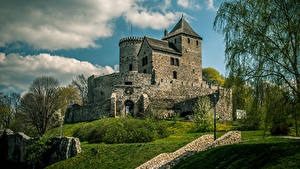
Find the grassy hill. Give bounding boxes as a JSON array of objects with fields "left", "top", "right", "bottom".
[
  {"left": 44, "top": 119, "right": 299, "bottom": 169},
  {"left": 174, "top": 138, "right": 300, "bottom": 169}
]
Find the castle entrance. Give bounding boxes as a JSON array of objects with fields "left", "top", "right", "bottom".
[{"left": 125, "top": 100, "right": 134, "bottom": 116}]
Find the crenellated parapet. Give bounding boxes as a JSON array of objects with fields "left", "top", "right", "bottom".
[{"left": 119, "top": 36, "right": 143, "bottom": 46}]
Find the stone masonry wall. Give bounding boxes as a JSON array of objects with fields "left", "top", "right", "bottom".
[{"left": 136, "top": 131, "right": 241, "bottom": 169}]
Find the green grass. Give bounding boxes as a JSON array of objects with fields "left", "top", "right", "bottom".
[
  {"left": 45, "top": 133, "right": 207, "bottom": 169},
  {"left": 44, "top": 119, "right": 298, "bottom": 169},
  {"left": 174, "top": 138, "right": 300, "bottom": 169}
]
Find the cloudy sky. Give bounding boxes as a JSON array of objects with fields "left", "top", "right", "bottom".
[{"left": 0, "top": 0, "right": 225, "bottom": 93}]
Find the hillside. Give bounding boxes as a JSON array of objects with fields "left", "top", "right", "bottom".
[
  {"left": 174, "top": 138, "right": 300, "bottom": 169},
  {"left": 44, "top": 119, "right": 299, "bottom": 169}
]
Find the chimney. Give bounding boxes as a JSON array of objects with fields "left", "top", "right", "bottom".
[{"left": 164, "top": 29, "right": 168, "bottom": 36}]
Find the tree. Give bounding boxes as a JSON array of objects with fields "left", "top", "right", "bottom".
[
  {"left": 0, "top": 104, "right": 13, "bottom": 129},
  {"left": 202, "top": 67, "right": 224, "bottom": 86},
  {"left": 224, "top": 75, "right": 252, "bottom": 120},
  {"left": 214, "top": 0, "right": 299, "bottom": 135},
  {"left": 72, "top": 74, "right": 88, "bottom": 105},
  {"left": 20, "top": 76, "right": 63, "bottom": 136},
  {"left": 192, "top": 96, "right": 213, "bottom": 132},
  {"left": 0, "top": 92, "right": 20, "bottom": 129}
]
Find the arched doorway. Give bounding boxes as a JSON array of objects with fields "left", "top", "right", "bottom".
[{"left": 124, "top": 100, "right": 134, "bottom": 116}]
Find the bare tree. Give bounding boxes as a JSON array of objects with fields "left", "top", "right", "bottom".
[
  {"left": 72, "top": 74, "right": 88, "bottom": 105},
  {"left": 20, "top": 76, "right": 63, "bottom": 136}
]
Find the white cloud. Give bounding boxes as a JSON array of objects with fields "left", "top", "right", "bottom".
[
  {"left": 0, "top": 53, "right": 116, "bottom": 92},
  {"left": 177, "top": 0, "right": 201, "bottom": 9},
  {"left": 0, "top": 0, "right": 179, "bottom": 50},
  {"left": 178, "top": 0, "right": 189, "bottom": 8},
  {"left": 207, "top": 0, "right": 217, "bottom": 11},
  {"left": 125, "top": 5, "right": 180, "bottom": 30}
]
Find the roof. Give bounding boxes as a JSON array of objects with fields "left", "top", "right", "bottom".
[
  {"left": 163, "top": 17, "right": 202, "bottom": 40},
  {"left": 144, "top": 37, "right": 181, "bottom": 55}
]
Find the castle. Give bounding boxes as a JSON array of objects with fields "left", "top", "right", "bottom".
[{"left": 65, "top": 17, "right": 232, "bottom": 123}]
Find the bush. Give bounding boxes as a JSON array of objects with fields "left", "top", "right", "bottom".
[
  {"left": 270, "top": 122, "right": 290, "bottom": 135},
  {"left": 26, "top": 137, "right": 52, "bottom": 168},
  {"left": 74, "top": 118, "right": 170, "bottom": 144}
]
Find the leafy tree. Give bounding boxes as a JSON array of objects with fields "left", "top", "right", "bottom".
[
  {"left": 19, "top": 76, "right": 63, "bottom": 136},
  {"left": 224, "top": 75, "right": 252, "bottom": 120},
  {"left": 263, "top": 85, "right": 293, "bottom": 135},
  {"left": 0, "top": 104, "right": 13, "bottom": 129},
  {"left": 215, "top": 0, "right": 299, "bottom": 135},
  {"left": 0, "top": 92, "right": 20, "bottom": 129},
  {"left": 202, "top": 67, "right": 224, "bottom": 86},
  {"left": 72, "top": 74, "right": 88, "bottom": 105},
  {"left": 192, "top": 96, "right": 213, "bottom": 132}
]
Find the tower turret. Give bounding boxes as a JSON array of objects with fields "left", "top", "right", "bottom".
[{"left": 119, "top": 37, "right": 143, "bottom": 73}]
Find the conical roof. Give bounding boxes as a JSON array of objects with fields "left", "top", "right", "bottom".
[{"left": 163, "top": 16, "right": 202, "bottom": 40}]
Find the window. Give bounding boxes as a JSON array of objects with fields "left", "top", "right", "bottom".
[
  {"left": 142, "top": 56, "right": 148, "bottom": 66},
  {"left": 187, "top": 38, "right": 190, "bottom": 44},
  {"left": 174, "top": 39, "right": 177, "bottom": 44},
  {"left": 170, "top": 57, "right": 175, "bottom": 65},
  {"left": 196, "top": 40, "right": 199, "bottom": 46},
  {"left": 173, "top": 71, "right": 177, "bottom": 79},
  {"left": 143, "top": 69, "right": 147, "bottom": 73},
  {"left": 129, "top": 64, "right": 133, "bottom": 71},
  {"left": 175, "top": 59, "right": 179, "bottom": 66},
  {"left": 125, "top": 81, "right": 133, "bottom": 85}
]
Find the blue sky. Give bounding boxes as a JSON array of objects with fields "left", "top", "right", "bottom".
[{"left": 0, "top": 0, "right": 226, "bottom": 93}]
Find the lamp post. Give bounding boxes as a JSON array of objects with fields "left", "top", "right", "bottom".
[{"left": 214, "top": 86, "right": 220, "bottom": 140}]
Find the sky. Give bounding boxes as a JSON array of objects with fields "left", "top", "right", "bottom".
[{"left": 0, "top": 0, "right": 226, "bottom": 94}]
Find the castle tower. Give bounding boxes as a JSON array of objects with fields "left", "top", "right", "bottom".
[
  {"left": 162, "top": 16, "right": 203, "bottom": 83},
  {"left": 119, "top": 37, "right": 143, "bottom": 73}
]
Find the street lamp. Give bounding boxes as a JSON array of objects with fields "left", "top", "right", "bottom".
[{"left": 214, "top": 86, "right": 220, "bottom": 140}]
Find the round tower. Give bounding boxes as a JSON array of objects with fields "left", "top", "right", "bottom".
[{"left": 119, "top": 37, "right": 143, "bottom": 73}]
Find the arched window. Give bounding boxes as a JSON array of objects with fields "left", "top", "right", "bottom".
[
  {"left": 196, "top": 40, "right": 198, "bottom": 46},
  {"left": 187, "top": 38, "right": 190, "bottom": 44}
]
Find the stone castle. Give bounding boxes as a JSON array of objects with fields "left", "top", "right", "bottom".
[{"left": 65, "top": 17, "right": 232, "bottom": 123}]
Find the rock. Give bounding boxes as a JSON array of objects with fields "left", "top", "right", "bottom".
[
  {"left": 1, "top": 129, "right": 35, "bottom": 163},
  {"left": 0, "top": 129, "right": 82, "bottom": 167},
  {"left": 49, "top": 137, "right": 82, "bottom": 164}
]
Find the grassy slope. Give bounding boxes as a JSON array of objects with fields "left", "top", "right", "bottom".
[
  {"left": 45, "top": 119, "right": 223, "bottom": 169},
  {"left": 45, "top": 119, "right": 298, "bottom": 169},
  {"left": 174, "top": 138, "right": 300, "bottom": 169},
  {"left": 46, "top": 133, "right": 211, "bottom": 169}
]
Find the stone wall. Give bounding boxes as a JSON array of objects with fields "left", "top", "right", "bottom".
[
  {"left": 0, "top": 129, "right": 81, "bottom": 168},
  {"left": 64, "top": 101, "right": 110, "bottom": 123},
  {"left": 136, "top": 131, "right": 241, "bottom": 169}
]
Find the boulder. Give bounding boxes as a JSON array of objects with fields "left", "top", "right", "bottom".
[{"left": 0, "top": 129, "right": 82, "bottom": 167}]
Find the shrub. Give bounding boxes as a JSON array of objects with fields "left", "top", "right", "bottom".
[
  {"left": 192, "top": 96, "right": 214, "bottom": 132},
  {"left": 270, "top": 122, "right": 290, "bottom": 135},
  {"left": 74, "top": 118, "right": 170, "bottom": 144},
  {"left": 26, "top": 137, "right": 52, "bottom": 168}
]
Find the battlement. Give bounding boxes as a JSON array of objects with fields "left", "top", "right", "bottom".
[{"left": 119, "top": 37, "right": 143, "bottom": 46}]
